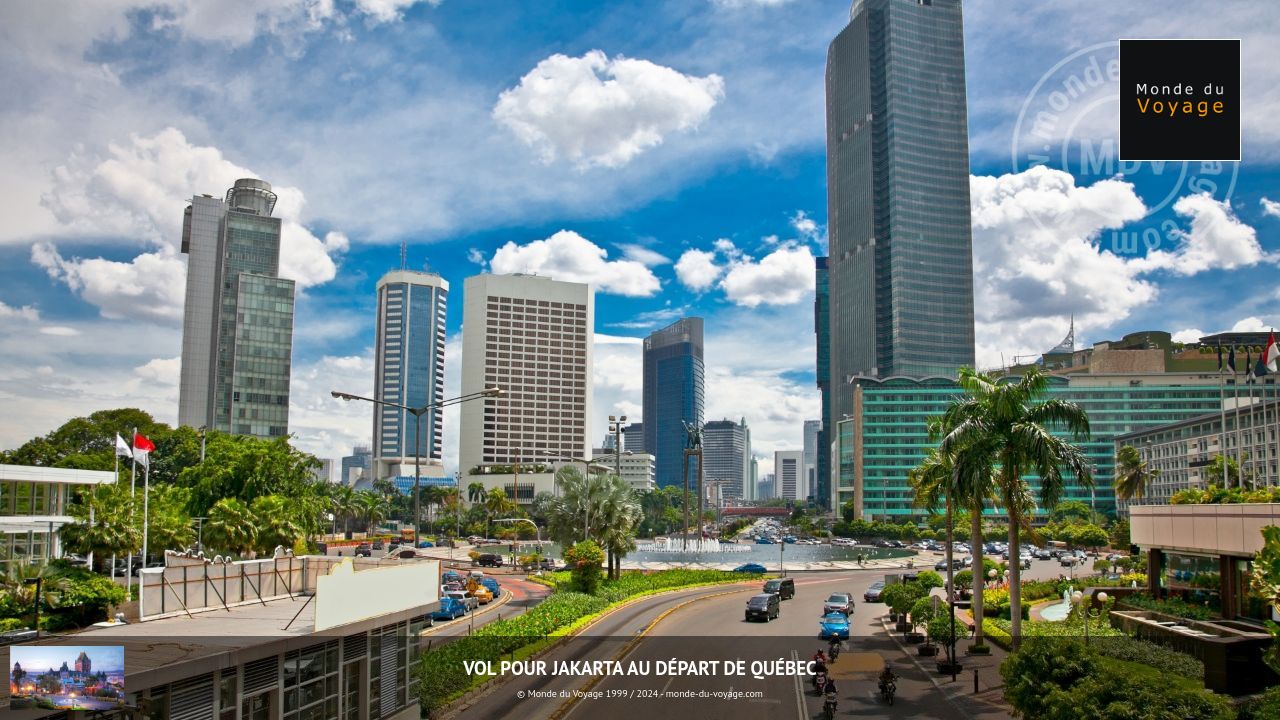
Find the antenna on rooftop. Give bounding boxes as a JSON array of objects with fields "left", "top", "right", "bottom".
[{"left": 400, "top": 239, "right": 407, "bottom": 271}]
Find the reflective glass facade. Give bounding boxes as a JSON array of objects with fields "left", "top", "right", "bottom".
[
  {"left": 373, "top": 272, "right": 448, "bottom": 462},
  {"left": 825, "top": 0, "right": 976, "bottom": 440},
  {"left": 846, "top": 376, "right": 1226, "bottom": 521},
  {"left": 643, "top": 318, "right": 705, "bottom": 489},
  {"left": 815, "top": 257, "right": 832, "bottom": 508}
]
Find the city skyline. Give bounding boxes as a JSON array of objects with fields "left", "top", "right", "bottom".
[
  {"left": 1, "top": 2, "right": 1279, "bottom": 480},
  {"left": 10, "top": 646, "right": 124, "bottom": 675}
]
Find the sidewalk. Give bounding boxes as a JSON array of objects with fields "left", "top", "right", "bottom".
[{"left": 881, "top": 605, "right": 1014, "bottom": 720}]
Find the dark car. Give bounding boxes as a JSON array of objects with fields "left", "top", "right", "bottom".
[
  {"left": 476, "top": 554, "right": 504, "bottom": 568},
  {"left": 763, "top": 577, "right": 795, "bottom": 600},
  {"left": 823, "top": 592, "right": 854, "bottom": 616},
  {"left": 733, "top": 563, "right": 769, "bottom": 574},
  {"left": 745, "top": 593, "right": 780, "bottom": 622},
  {"left": 935, "top": 558, "right": 963, "bottom": 571},
  {"left": 355, "top": 543, "right": 373, "bottom": 557},
  {"left": 539, "top": 558, "right": 558, "bottom": 571},
  {"left": 863, "top": 581, "right": 886, "bottom": 602}
]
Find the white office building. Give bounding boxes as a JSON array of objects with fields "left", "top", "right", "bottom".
[
  {"left": 458, "top": 274, "right": 593, "bottom": 477},
  {"left": 774, "top": 450, "right": 803, "bottom": 501},
  {"left": 592, "top": 452, "right": 657, "bottom": 493},
  {"left": 0, "top": 464, "right": 115, "bottom": 568}
]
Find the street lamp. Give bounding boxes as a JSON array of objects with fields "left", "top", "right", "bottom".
[
  {"left": 540, "top": 450, "right": 608, "bottom": 540},
  {"left": 332, "top": 386, "right": 502, "bottom": 548},
  {"left": 1071, "top": 590, "right": 1108, "bottom": 645},
  {"left": 607, "top": 415, "right": 627, "bottom": 479},
  {"left": 493, "top": 518, "right": 541, "bottom": 570}
]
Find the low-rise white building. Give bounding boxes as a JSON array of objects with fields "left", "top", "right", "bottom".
[
  {"left": 0, "top": 463, "right": 115, "bottom": 567},
  {"left": 591, "top": 452, "right": 656, "bottom": 493}
]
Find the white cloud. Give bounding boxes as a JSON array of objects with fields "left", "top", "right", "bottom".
[
  {"left": 969, "top": 166, "right": 1154, "bottom": 367},
  {"left": 720, "top": 244, "right": 816, "bottom": 307},
  {"left": 489, "top": 230, "right": 660, "bottom": 297},
  {"left": 1231, "top": 317, "right": 1269, "bottom": 333},
  {"left": 134, "top": 356, "right": 180, "bottom": 384},
  {"left": 466, "top": 248, "right": 487, "bottom": 267},
  {"left": 1263, "top": 198, "right": 1280, "bottom": 219},
  {"left": 32, "top": 243, "right": 188, "bottom": 325},
  {"left": 493, "top": 50, "right": 725, "bottom": 169},
  {"left": 1134, "top": 195, "right": 1263, "bottom": 276},
  {"left": 790, "top": 210, "right": 822, "bottom": 246},
  {"left": 35, "top": 128, "right": 347, "bottom": 322},
  {"left": 607, "top": 304, "right": 691, "bottom": 330},
  {"left": 674, "top": 249, "right": 723, "bottom": 292},
  {"left": 0, "top": 302, "right": 39, "bottom": 322},
  {"left": 1171, "top": 328, "right": 1204, "bottom": 344},
  {"left": 40, "top": 326, "right": 80, "bottom": 337},
  {"left": 353, "top": 0, "right": 439, "bottom": 25},
  {"left": 288, "top": 351, "right": 376, "bottom": 461},
  {"left": 618, "top": 243, "right": 670, "bottom": 267}
]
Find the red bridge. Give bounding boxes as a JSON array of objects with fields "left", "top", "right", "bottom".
[{"left": 719, "top": 506, "right": 790, "bottom": 517}]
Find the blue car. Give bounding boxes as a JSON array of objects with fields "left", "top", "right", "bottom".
[
  {"left": 783, "top": 536, "right": 797, "bottom": 544},
  {"left": 442, "top": 571, "right": 465, "bottom": 584},
  {"left": 819, "top": 612, "right": 850, "bottom": 639},
  {"left": 755, "top": 536, "right": 774, "bottom": 544},
  {"left": 480, "top": 577, "right": 500, "bottom": 595},
  {"left": 419, "top": 540, "right": 434, "bottom": 548},
  {"left": 733, "top": 563, "right": 769, "bottom": 574},
  {"left": 432, "top": 597, "right": 467, "bottom": 621}
]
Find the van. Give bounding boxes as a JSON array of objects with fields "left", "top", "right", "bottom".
[
  {"left": 763, "top": 577, "right": 795, "bottom": 600},
  {"left": 745, "top": 593, "right": 780, "bottom": 622}
]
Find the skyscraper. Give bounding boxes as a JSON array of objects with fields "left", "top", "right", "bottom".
[
  {"left": 815, "top": 256, "right": 832, "bottom": 508},
  {"left": 774, "top": 450, "right": 803, "bottom": 501},
  {"left": 803, "top": 419, "right": 822, "bottom": 501},
  {"left": 703, "top": 418, "right": 751, "bottom": 501},
  {"left": 643, "top": 318, "right": 705, "bottom": 489},
  {"left": 372, "top": 270, "right": 448, "bottom": 477},
  {"left": 178, "top": 178, "right": 295, "bottom": 439},
  {"left": 458, "top": 274, "right": 593, "bottom": 474},
  {"left": 824, "top": 0, "right": 976, "bottom": 424},
  {"left": 622, "top": 422, "right": 645, "bottom": 453},
  {"left": 341, "top": 444, "right": 372, "bottom": 486}
]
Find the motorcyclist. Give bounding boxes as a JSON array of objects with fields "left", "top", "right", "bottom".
[
  {"left": 878, "top": 663, "right": 897, "bottom": 692},
  {"left": 827, "top": 636, "right": 842, "bottom": 659},
  {"left": 820, "top": 675, "right": 838, "bottom": 695}
]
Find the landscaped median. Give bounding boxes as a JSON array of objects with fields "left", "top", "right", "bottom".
[{"left": 413, "top": 565, "right": 761, "bottom": 716}]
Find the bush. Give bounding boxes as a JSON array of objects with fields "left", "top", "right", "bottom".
[
  {"left": 882, "top": 582, "right": 925, "bottom": 617},
  {"left": 1238, "top": 685, "right": 1280, "bottom": 720},
  {"left": 982, "top": 588, "right": 1029, "bottom": 620},
  {"left": 915, "top": 570, "right": 944, "bottom": 590},
  {"left": 928, "top": 612, "right": 961, "bottom": 646},
  {"left": 910, "top": 597, "right": 936, "bottom": 630},
  {"left": 1090, "top": 637, "right": 1204, "bottom": 680},
  {"left": 1117, "top": 592, "right": 1215, "bottom": 621},
  {"left": 0, "top": 617, "right": 25, "bottom": 632},
  {"left": 562, "top": 541, "right": 605, "bottom": 595},
  {"left": 1046, "top": 671, "right": 1234, "bottom": 720},
  {"left": 1001, "top": 639, "right": 1100, "bottom": 718}
]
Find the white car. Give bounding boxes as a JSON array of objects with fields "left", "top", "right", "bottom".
[{"left": 445, "top": 590, "right": 479, "bottom": 611}]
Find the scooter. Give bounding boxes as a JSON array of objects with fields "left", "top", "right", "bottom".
[
  {"left": 812, "top": 670, "right": 828, "bottom": 694},
  {"left": 823, "top": 690, "right": 838, "bottom": 720},
  {"left": 828, "top": 639, "right": 841, "bottom": 661}
]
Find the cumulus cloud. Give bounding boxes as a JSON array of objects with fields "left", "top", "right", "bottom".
[
  {"left": 618, "top": 243, "right": 670, "bottom": 267},
  {"left": 353, "top": 0, "right": 440, "bottom": 24},
  {"left": 790, "top": 210, "right": 822, "bottom": 246},
  {"left": 720, "top": 244, "right": 816, "bottom": 307},
  {"left": 1173, "top": 318, "right": 1273, "bottom": 346},
  {"left": 1134, "top": 195, "right": 1263, "bottom": 276},
  {"left": 674, "top": 249, "right": 723, "bottom": 291},
  {"left": 36, "top": 128, "right": 347, "bottom": 321},
  {"left": 1171, "top": 328, "right": 1204, "bottom": 344},
  {"left": 134, "top": 356, "right": 180, "bottom": 384},
  {"left": 40, "top": 326, "right": 80, "bottom": 337},
  {"left": 0, "top": 302, "right": 39, "bottom": 322},
  {"left": 1263, "top": 198, "right": 1280, "bottom": 219},
  {"left": 489, "top": 230, "right": 660, "bottom": 296},
  {"left": 466, "top": 248, "right": 487, "bottom": 267},
  {"left": 493, "top": 50, "right": 725, "bottom": 169}
]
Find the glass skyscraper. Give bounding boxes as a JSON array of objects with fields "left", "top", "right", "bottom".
[
  {"left": 643, "top": 318, "right": 705, "bottom": 489},
  {"left": 703, "top": 418, "right": 751, "bottom": 501},
  {"left": 179, "top": 179, "right": 295, "bottom": 439},
  {"left": 824, "top": 0, "right": 976, "bottom": 433},
  {"left": 373, "top": 270, "right": 449, "bottom": 466},
  {"left": 815, "top": 256, "right": 832, "bottom": 508}
]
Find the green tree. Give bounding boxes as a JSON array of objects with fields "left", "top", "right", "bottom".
[
  {"left": 250, "top": 495, "right": 304, "bottom": 554},
  {"left": 1113, "top": 445, "right": 1158, "bottom": 502},
  {"left": 355, "top": 491, "right": 389, "bottom": 532},
  {"left": 204, "top": 498, "right": 258, "bottom": 557},
  {"left": 1000, "top": 640, "right": 1099, "bottom": 719},
  {"left": 938, "top": 368, "right": 1093, "bottom": 648},
  {"left": 595, "top": 474, "right": 641, "bottom": 579},
  {"left": 329, "top": 484, "right": 357, "bottom": 535},
  {"left": 143, "top": 484, "right": 195, "bottom": 555},
  {"left": 1069, "top": 523, "right": 1109, "bottom": 552},
  {"left": 562, "top": 540, "right": 605, "bottom": 594},
  {"left": 59, "top": 483, "right": 141, "bottom": 569},
  {"left": 1205, "top": 452, "right": 1253, "bottom": 488},
  {"left": 1050, "top": 499, "right": 1093, "bottom": 523},
  {"left": 1108, "top": 518, "right": 1130, "bottom": 549},
  {"left": 1250, "top": 524, "right": 1280, "bottom": 674},
  {"left": 466, "top": 482, "right": 487, "bottom": 505}
]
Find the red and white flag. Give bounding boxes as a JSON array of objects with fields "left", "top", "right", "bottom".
[
  {"left": 1265, "top": 330, "right": 1280, "bottom": 374},
  {"left": 133, "top": 433, "right": 156, "bottom": 468}
]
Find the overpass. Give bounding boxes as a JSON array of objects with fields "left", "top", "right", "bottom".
[{"left": 719, "top": 506, "right": 789, "bottom": 517}]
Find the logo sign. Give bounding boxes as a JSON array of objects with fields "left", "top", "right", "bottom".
[{"left": 1119, "top": 39, "right": 1241, "bottom": 162}]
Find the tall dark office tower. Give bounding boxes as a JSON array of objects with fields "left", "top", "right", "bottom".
[
  {"left": 703, "top": 418, "right": 751, "bottom": 501},
  {"left": 178, "top": 179, "right": 295, "bottom": 439},
  {"left": 643, "top": 318, "right": 705, "bottom": 489},
  {"left": 825, "top": 0, "right": 976, "bottom": 412},
  {"left": 815, "top": 256, "right": 831, "bottom": 508}
]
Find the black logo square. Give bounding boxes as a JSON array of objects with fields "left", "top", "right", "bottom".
[{"left": 1119, "top": 39, "right": 1240, "bottom": 161}]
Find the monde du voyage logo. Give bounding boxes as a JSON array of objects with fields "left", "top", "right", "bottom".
[{"left": 1120, "top": 39, "right": 1241, "bottom": 162}]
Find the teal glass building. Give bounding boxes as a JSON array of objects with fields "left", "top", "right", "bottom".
[
  {"left": 837, "top": 376, "right": 1227, "bottom": 521},
  {"left": 815, "top": 257, "right": 832, "bottom": 508},
  {"left": 643, "top": 318, "right": 705, "bottom": 489}
]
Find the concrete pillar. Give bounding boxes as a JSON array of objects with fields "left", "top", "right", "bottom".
[{"left": 1147, "top": 549, "right": 1163, "bottom": 597}]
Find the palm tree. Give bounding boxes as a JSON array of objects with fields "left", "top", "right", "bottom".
[
  {"left": 250, "top": 494, "right": 304, "bottom": 555},
  {"left": 938, "top": 368, "right": 1093, "bottom": 648},
  {"left": 595, "top": 475, "right": 641, "bottom": 579},
  {"left": 204, "top": 498, "right": 258, "bottom": 557},
  {"left": 467, "top": 481, "right": 487, "bottom": 506},
  {"left": 483, "top": 488, "right": 518, "bottom": 538},
  {"left": 908, "top": 445, "right": 964, "bottom": 658},
  {"left": 355, "top": 491, "right": 389, "bottom": 532},
  {"left": 59, "top": 483, "right": 140, "bottom": 571},
  {"left": 1114, "top": 445, "right": 1158, "bottom": 502},
  {"left": 330, "top": 485, "right": 357, "bottom": 536}
]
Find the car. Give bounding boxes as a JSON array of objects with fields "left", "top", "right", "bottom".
[
  {"left": 733, "top": 563, "right": 768, "bottom": 574},
  {"left": 444, "top": 590, "right": 479, "bottom": 611},
  {"left": 819, "top": 612, "right": 851, "bottom": 639},
  {"left": 863, "top": 581, "right": 886, "bottom": 602},
  {"left": 745, "top": 593, "right": 780, "bottom": 622},
  {"left": 874, "top": 539, "right": 893, "bottom": 548},
  {"left": 470, "top": 585, "right": 494, "bottom": 604},
  {"left": 442, "top": 570, "right": 465, "bottom": 583},
  {"left": 538, "top": 558, "right": 558, "bottom": 571},
  {"left": 1035, "top": 549, "right": 1052, "bottom": 560},
  {"left": 355, "top": 543, "right": 373, "bottom": 557},
  {"left": 418, "top": 540, "right": 435, "bottom": 548},
  {"left": 935, "top": 558, "right": 964, "bottom": 571},
  {"left": 480, "top": 577, "right": 501, "bottom": 595},
  {"left": 755, "top": 536, "right": 775, "bottom": 544},
  {"left": 432, "top": 597, "right": 467, "bottom": 621},
  {"left": 372, "top": 540, "right": 384, "bottom": 551},
  {"left": 1060, "top": 555, "right": 1080, "bottom": 567},
  {"left": 763, "top": 577, "right": 795, "bottom": 600},
  {"left": 441, "top": 582, "right": 463, "bottom": 593},
  {"left": 62, "top": 553, "right": 90, "bottom": 567},
  {"left": 1018, "top": 556, "right": 1032, "bottom": 569},
  {"left": 475, "top": 554, "right": 504, "bottom": 568},
  {"left": 823, "top": 592, "right": 854, "bottom": 616},
  {"left": 132, "top": 561, "right": 165, "bottom": 576}
]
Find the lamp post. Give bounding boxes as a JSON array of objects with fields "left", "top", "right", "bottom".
[
  {"left": 541, "top": 451, "right": 606, "bottom": 540},
  {"left": 1071, "top": 590, "right": 1108, "bottom": 645},
  {"left": 332, "top": 387, "right": 502, "bottom": 549},
  {"left": 608, "top": 415, "right": 627, "bottom": 479}
]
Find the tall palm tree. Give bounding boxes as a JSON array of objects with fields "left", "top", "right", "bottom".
[
  {"left": 467, "top": 481, "right": 487, "bottom": 506},
  {"left": 329, "top": 484, "right": 357, "bottom": 536},
  {"left": 1114, "top": 445, "right": 1158, "bottom": 502},
  {"left": 355, "top": 491, "right": 389, "bottom": 532},
  {"left": 596, "top": 475, "right": 641, "bottom": 579},
  {"left": 908, "top": 445, "right": 964, "bottom": 658},
  {"left": 205, "top": 498, "right": 258, "bottom": 557},
  {"left": 938, "top": 368, "right": 1093, "bottom": 648}
]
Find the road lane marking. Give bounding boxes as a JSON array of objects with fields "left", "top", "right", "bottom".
[{"left": 790, "top": 649, "right": 805, "bottom": 720}]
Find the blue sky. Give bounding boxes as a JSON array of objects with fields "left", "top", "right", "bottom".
[{"left": 1, "top": 0, "right": 1279, "bottom": 476}]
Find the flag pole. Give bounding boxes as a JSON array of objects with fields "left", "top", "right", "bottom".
[
  {"left": 142, "top": 460, "right": 150, "bottom": 575},
  {"left": 127, "top": 427, "right": 137, "bottom": 596},
  {"left": 1218, "top": 344, "right": 1227, "bottom": 490}
]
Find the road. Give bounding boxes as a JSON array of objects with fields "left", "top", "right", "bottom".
[{"left": 444, "top": 555, "right": 1093, "bottom": 720}]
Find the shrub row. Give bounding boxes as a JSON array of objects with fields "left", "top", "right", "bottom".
[{"left": 1117, "top": 592, "right": 1215, "bottom": 621}]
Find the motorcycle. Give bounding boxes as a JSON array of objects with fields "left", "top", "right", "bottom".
[
  {"left": 812, "top": 670, "right": 828, "bottom": 694},
  {"left": 823, "top": 690, "right": 838, "bottom": 720},
  {"left": 828, "top": 639, "right": 841, "bottom": 661},
  {"left": 878, "top": 675, "right": 896, "bottom": 706}
]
